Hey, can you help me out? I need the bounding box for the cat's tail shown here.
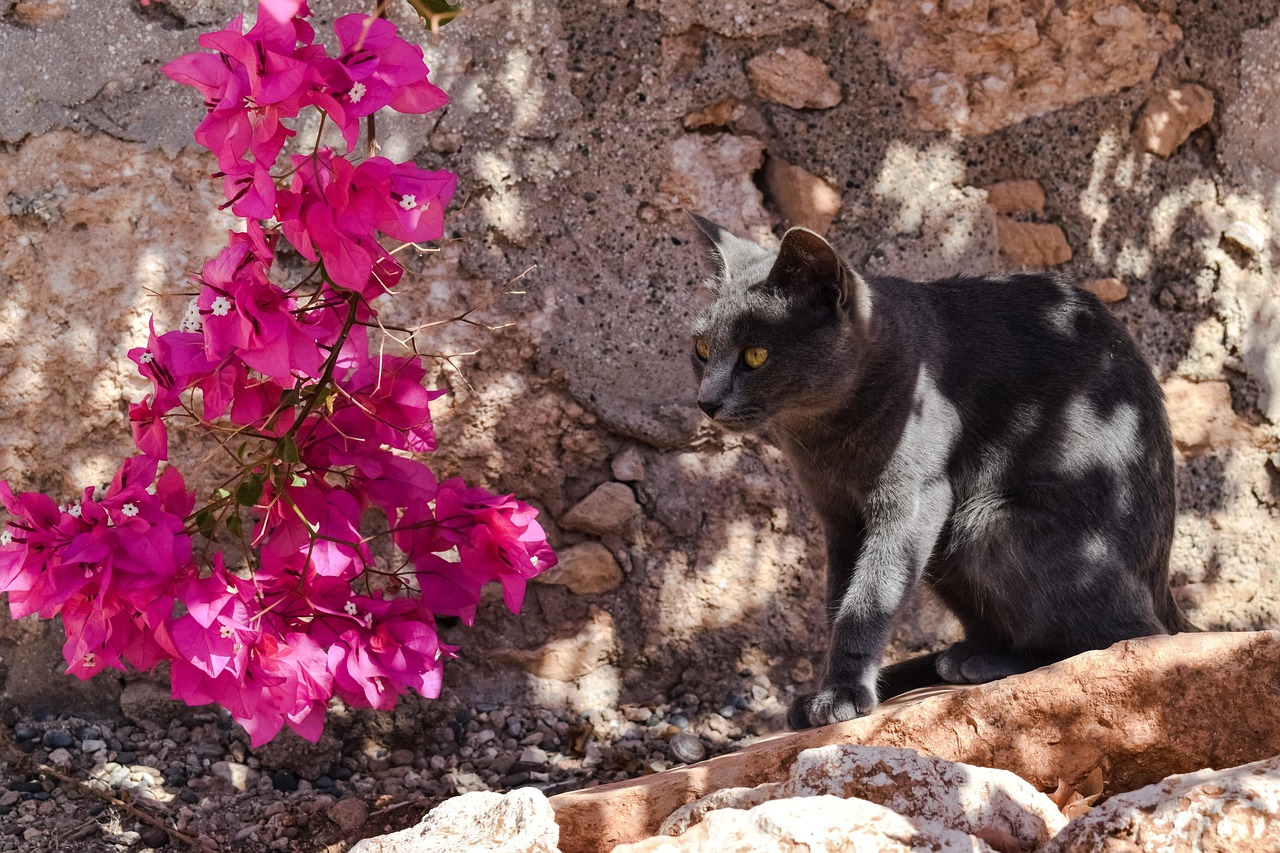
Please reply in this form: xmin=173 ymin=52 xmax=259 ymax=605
xmin=876 ymin=652 xmax=946 ymax=701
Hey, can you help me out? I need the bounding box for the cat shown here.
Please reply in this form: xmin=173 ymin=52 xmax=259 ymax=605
xmin=687 ymin=213 xmax=1195 ymax=730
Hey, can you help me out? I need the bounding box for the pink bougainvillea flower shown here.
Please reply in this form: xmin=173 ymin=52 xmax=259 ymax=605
xmin=332 ymin=354 xmax=445 ymax=453
xmin=129 ymin=397 xmax=170 ymax=461
xmin=198 ymin=276 xmax=323 ymax=380
xmin=261 ymin=0 xmax=308 ymax=25
xmin=129 ymin=321 xmax=217 ymax=414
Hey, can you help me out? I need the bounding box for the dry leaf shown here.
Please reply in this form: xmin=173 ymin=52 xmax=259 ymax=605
xmin=1048 ymin=767 xmax=1106 ymax=819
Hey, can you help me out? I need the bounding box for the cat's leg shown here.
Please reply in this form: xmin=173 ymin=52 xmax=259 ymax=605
xmin=789 ymin=483 xmax=952 ymax=729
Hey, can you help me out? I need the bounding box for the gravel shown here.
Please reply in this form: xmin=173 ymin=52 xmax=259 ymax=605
xmin=0 ymin=669 xmax=792 ymax=850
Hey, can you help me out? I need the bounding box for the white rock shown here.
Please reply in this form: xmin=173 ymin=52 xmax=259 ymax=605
xmin=662 ymin=745 xmax=1065 ymax=850
xmin=1224 ymin=220 xmax=1267 ymax=254
xmin=1043 ymin=755 xmax=1280 ymax=851
xmin=349 ymin=788 xmax=560 ymax=853
xmin=619 ymin=795 xmax=995 ymax=852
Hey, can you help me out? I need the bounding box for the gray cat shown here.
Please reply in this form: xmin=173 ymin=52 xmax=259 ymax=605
xmin=687 ymin=214 xmax=1195 ymax=730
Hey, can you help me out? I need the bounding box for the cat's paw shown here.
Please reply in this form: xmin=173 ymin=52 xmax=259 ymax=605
xmin=937 ymin=642 xmax=1028 ymax=683
xmin=786 ymin=683 xmax=876 ymax=730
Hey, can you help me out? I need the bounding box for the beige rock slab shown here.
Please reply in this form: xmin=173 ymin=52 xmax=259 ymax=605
xmin=532 ymin=542 xmax=624 ymax=596
xmin=995 ymin=218 xmax=1073 ymax=267
xmin=613 ymin=795 xmax=996 ymax=853
xmin=746 ymin=47 xmax=842 ymax=110
xmin=550 ymin=632 xmax=1280 ymax=853
xmin=1043 ymin=755 xmax=1280 ymax=852
xmin=1136 ymin=84 xmax=1215 ymax=158
xmin=763 ymin=157 xmax=842 ymax=236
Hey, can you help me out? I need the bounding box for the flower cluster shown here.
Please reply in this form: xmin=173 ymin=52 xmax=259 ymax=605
xmin=0 ymin=2 xmax=554 ymax=745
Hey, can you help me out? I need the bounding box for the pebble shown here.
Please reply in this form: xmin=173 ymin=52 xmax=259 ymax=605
xmin=47 ymin=748 xmax=73 ymax=767
xmin=670 ymin=733 xmax=706 ymax=764
xmin=80 ymin=739 xmax=107 ymax=753
xmin=13 ymin=724 xmax=38 ymax=741
xmin=210 ymin=761 xmax=258 ymax=792
xmin=272 ymin=770 xmax=299 ymax=792
xmin=41 ymin=731 xmax=73 ymax=750
xmin=327 ymin=797 xmax=369 ymax=832
xmin=519 ymin=746 xmax=548 ymax=766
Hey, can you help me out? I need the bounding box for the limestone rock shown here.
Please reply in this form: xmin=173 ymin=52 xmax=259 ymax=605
xmin=995 ymin=218 xmax=1072 ymax=267
xmin=984 ymin=180 xmax=1045 ymax=215
xmin=746 ymin=48 xmax=842 ymax=110
xmin=350 ymin=788 xmax=560 ymax=853
xmin=492 ymin=607 xmax=616 ymax=682
xmin=1162 ymin=379 xmax=1251 ymax=457
xmin=637 ymin=0 xmax=832 ymax=39
xmin=868 ymin=0 xmax=1182 ymax=135
xmin=1136 ymin=84 xmax=1215 ymax=158
xmin=532 ymin=542 xmax=624 ymax=595
xmin=763 ymin=157 xmax=843 ymax=235
xmin=661 ymin=745 xmax=1066 ymax=849
xmin=655 ymin=134 xmax=772 ymax=244
xmin=682 ymin=97 xmax=771 ymax=138
xmin=614 ymin=795 xmax=996 ymax=852
xmin=1079 ymin=278 xmax=1128 ymax=303
xmin=560 ymin=483 xmax=642 ymax=536
xmin=550 ymin=632 xmax=1280 ymax=853
xmin=1043 ymin=756 xmax=1280 ymax=852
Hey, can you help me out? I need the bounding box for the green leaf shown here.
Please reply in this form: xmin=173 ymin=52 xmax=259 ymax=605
xmin=195 ymin=509 xmax=216 ymax=539
xmin=278 ymin=435 xmax=300 ymax=465
xmin=405 ymin=0 xmax=462 ymax=28
xmin=216 ymin=488 xmax=232 ymax=501
xmin=226 ymin=515 xmax=243 ymax=537
xmin=291 ymin=473 xmax=308 ymax=488
xmin=235 ymin=478 xmax=264 ymax=507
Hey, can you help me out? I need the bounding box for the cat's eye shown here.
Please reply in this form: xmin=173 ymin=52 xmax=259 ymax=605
xmin=743 ymin=346 xmax=768 ymax=369
xmin=695 ymin=338 xmax=710 ymax=361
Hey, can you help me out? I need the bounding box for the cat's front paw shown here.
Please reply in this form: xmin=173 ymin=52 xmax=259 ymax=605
xmin=786 ymin=682 xmax=876 ymax=729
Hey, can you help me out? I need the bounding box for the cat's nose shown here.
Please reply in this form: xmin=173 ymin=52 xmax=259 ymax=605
xmin=698 ymin=399 xmax=721 ymax=418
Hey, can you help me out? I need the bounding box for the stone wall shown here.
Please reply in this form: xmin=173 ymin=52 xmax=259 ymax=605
xmin=1 ymin=0 xmax=1277 ymax=725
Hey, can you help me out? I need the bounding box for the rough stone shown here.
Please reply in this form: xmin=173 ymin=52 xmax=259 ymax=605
xmin=532 ymin=542 xmax=624 ymax=595
xmin=994 ymin=218 xmax=1073 ymax=267
xmin=560 ymin=483 xmax=642 ymax=536
xmin=328 ymin=797 xmax=370 ymax=833
xmin=1136 ymin=84 xmax=1215 ymax=159
xmin=746 ymin=48 xmax=842 ymax=110
xmin=492 ymin=607 xmax=616 ymax=682
xmin=614 ymin=795 xmax=996 ymax=853
xmin=1043 ymin=756 xmax=1280 ymax=852
xmin=983 ymin=180 xmax=1045 ymax=215
xmin=610 ymin=447 xmax=645 ymax=483
xmin=682 ymin=97 xmax=771 ymax=139
xmin=868 ymin=0 xmax=1182 ymax=135
xmin=1079 ymin=278 xmax=1128 ymax=303
xmin=350 ymin=789 xmax=560 ymax=853
xmin=655 ymin=133 xmax=773 ymax=244
xmin=763 ymin=157 xmax=843 ymax=236
xmin=1161 ymin=379 xmax=1253 ymax=457
xmin=661 ymin=745 xmax=1066 ymax=849
xmin=550 ymin=632 xmax=1280 ymax=853
xmin=210 ymin=761 xmax=258 ymax=793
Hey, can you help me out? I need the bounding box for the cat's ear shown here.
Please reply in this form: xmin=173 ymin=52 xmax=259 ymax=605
xmin=687 ymin=212 xmax=773 ymax=288
xmin=768 ymin=227 xmax=871 ymax=328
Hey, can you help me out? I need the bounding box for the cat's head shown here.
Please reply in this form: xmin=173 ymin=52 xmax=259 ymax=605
xmin=688 ymin=214 xmax=872 ymax=432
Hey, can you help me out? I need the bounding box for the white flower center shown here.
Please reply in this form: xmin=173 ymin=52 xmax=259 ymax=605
xmin=530 ymin=555 xmax=539 ymax=566
xmin=210 ymin=296 xmax=232 ymax=317
xmin=121 ymin=503 xmax=139 ymax=517
xmin=344 ymin=601 xmax=358 ymax=616
xmin=180 ymin=298 xmax=204 ymax=333
xmin=139 ymin=351 xmax=154 ymax=364
xmin=226 ymin=583 xmax=238 ymax=594
xmin=82 ymin=653 xmax=95 ymax=667
xmin=398 ymin=194 xmax=417 ymax=211
xmin=0 ymin=531 xmax=10 ymax=546
xmin=67 ymin=503 xmax=82 ymax=518
xmin=220 ymin=625 xmax=235 ymax=639
xmin=363 ymin=612 xmax=374 ymax=628
xmin=349 ymin=82 xmax=367 ymax=103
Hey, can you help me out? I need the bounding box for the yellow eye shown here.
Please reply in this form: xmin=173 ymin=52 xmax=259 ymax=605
xmin=695 ymin=338 xmax=710 ymax=360
xmin=744 ymin=346 xmax=768 ymax=369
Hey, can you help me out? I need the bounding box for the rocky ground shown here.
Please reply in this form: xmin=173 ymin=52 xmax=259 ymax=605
xmin=0 ymin=666 xmax=796 ymax=851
